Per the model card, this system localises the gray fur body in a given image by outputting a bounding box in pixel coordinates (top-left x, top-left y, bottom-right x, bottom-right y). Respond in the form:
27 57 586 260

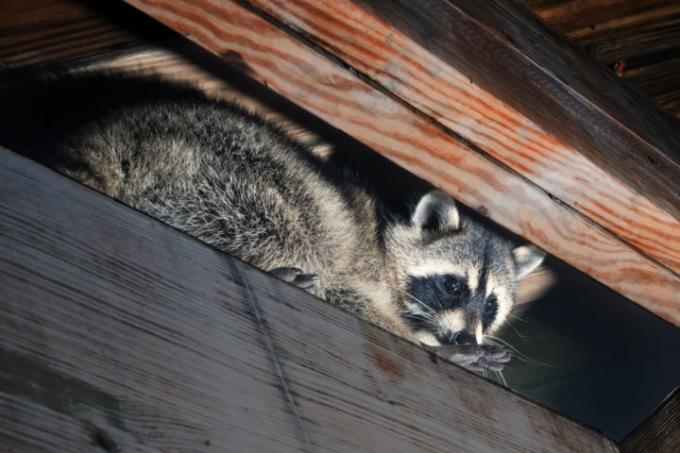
74 97 403 333
0 74 544 370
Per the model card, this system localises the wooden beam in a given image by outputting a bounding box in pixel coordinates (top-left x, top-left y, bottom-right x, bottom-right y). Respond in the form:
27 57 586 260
350 0 680 216
522 0 680 120
247 0 680 275
118 0 680 324
0 0 172 69
620 387 680 453
0 147 618 452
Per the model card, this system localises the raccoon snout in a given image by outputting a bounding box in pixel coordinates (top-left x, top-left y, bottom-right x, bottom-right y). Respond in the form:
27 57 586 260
436 330 477 345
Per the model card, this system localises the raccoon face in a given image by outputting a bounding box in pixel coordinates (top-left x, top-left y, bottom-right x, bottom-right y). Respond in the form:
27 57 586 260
386 191 545 347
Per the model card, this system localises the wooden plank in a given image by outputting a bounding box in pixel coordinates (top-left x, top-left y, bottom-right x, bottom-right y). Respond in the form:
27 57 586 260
522 0 680 118
244 0 680 275
0 147 619 452
344 0 680 218
0 0 172 70
620 387 680 453
119 0 680 325
4 0 679 124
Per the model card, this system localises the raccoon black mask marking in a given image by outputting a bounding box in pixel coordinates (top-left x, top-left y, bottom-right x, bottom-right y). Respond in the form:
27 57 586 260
386 191 545 348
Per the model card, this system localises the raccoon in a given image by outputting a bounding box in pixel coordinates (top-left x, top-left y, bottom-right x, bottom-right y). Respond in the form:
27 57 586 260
0 73 544 371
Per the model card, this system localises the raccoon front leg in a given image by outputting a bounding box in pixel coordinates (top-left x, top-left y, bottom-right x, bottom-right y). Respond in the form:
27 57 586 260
433 344 513 372
270 267 319 291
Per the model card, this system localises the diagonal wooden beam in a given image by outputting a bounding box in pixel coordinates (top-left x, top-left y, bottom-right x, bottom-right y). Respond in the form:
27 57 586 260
248 0 680 275
117 0 680 325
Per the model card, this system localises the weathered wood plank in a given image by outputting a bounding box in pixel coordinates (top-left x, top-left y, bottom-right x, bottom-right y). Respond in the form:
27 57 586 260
620 387 680 453
523 0 680 119
246 0 680 275
0 147 619 451
119 0 680 325
0 0 172 70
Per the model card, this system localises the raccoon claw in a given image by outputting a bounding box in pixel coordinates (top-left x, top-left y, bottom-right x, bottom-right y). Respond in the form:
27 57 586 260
270 267 319 290
445 344 483 365
433 344 513 372
480 344 513 363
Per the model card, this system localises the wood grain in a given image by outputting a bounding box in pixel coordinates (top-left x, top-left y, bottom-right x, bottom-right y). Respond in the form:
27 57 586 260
5 0 680 124
247 0 680 274
348 0 680 220
523 0 680 119
0 147 619 452
118 0 680 325
620 387 680 453
0 0 172 69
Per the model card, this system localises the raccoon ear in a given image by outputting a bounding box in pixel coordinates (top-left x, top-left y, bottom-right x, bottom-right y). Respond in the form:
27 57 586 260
411 190 460 232
512 245 545 279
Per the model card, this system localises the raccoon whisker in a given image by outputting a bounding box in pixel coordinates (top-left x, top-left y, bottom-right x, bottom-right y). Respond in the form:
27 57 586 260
485 336 528 360
401 310 435 321
384 283 435 314
505 321 528 340
397 307 435 322
495 370 508 388
485 335 555 368
507 312 529 323
485 338 536 366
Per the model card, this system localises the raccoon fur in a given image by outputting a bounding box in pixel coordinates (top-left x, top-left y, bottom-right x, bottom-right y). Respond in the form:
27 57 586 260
0 73 544 371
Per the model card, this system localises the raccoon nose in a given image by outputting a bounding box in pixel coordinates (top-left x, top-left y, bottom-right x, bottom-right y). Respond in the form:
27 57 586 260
436 330 477 345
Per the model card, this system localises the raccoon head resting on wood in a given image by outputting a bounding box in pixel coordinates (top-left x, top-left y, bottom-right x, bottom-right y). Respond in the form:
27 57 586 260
384 190 545 350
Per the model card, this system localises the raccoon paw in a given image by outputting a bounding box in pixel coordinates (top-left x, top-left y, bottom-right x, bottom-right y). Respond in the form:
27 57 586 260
433 344 512 372
270 267 319 291
474 344 513 372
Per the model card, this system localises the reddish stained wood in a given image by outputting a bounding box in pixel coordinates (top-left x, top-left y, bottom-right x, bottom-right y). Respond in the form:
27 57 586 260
352 1 680 220
248 0 680 275
120 0 680 324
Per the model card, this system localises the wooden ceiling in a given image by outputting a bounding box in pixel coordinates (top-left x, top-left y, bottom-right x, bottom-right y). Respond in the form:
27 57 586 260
522 0 680 120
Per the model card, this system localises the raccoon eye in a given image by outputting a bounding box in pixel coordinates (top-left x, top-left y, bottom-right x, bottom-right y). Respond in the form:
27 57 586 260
443 276 461 295
484 296 498 316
